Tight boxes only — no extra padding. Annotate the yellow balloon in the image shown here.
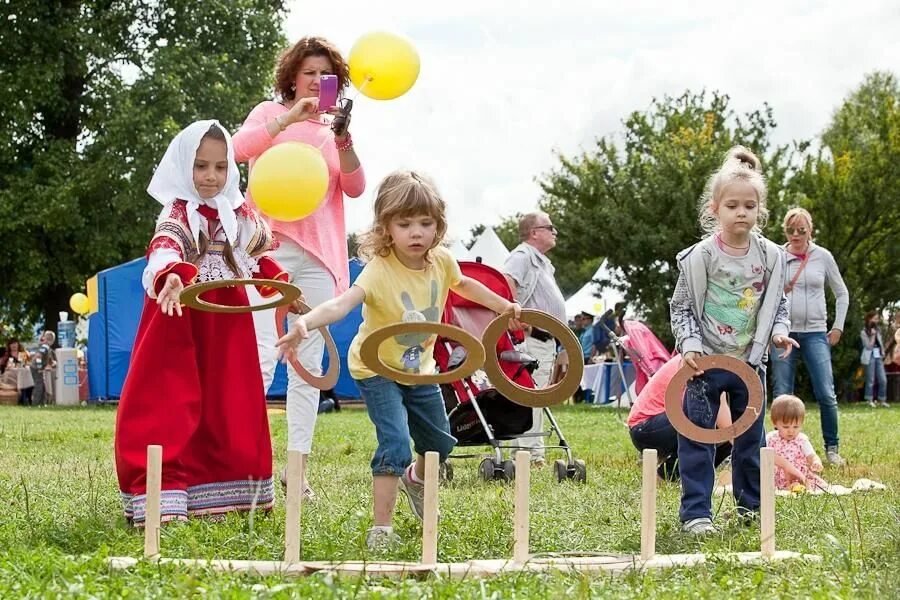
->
[70,293,89,315]
[249,142,329,221]
[348,31,420,100]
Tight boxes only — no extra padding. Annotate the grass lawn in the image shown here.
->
[0,402,897,598]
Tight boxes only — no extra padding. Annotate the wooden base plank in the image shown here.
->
[106,551,820,577]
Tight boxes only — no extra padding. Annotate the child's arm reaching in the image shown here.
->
[774,453,806,485]
[800,434,823,472]
[450,276,523,329]
[157,274,185,317]
[771,289,799,357]
[276,285,366,361]
[669,270,704,376]
[807,453,824,473]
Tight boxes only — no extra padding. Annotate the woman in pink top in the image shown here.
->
[628,355,732,480]
[233,36,366,498]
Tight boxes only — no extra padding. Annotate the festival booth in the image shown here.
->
[86,258,365,402]
[565,260,634,404]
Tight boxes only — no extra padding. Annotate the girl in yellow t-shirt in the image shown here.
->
[278,170,521,550]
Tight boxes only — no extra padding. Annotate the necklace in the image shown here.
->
[717,234,749,250]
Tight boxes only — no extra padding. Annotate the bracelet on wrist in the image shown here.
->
[335,132,354,152]
[275,115,287,131]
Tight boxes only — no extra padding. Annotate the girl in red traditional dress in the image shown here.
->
[115,120,287,525]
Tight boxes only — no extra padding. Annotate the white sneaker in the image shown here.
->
[366,527,400,551]
[399,469,425,521]
[682,517,717,535]
[867,400,877,408]
[879,401,890,408]
[825,447,845,467]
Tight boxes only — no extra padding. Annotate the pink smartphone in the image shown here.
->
[318,75,338,112]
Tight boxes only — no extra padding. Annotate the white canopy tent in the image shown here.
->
[465,227,510,270]
[564,260,626,320]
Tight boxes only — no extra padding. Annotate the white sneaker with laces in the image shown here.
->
[825,447,845,467]
[879,401,890,408]
[682,517,717,535]
[400,469,425,521]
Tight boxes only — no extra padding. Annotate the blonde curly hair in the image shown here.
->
[698,145,769,235]
[356,171,448,262]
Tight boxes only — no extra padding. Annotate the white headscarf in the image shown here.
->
[147,119,244,246]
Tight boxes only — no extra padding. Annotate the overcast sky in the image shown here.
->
[284,1,900,243]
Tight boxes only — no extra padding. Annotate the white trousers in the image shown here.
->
[252,239,336,454]
[516,335,557,459]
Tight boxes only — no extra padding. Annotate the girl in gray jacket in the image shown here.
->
[670,146,797,535]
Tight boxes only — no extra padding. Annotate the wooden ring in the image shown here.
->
[180,279,301,314]
[275,301,340,391]
[664,354,763,444]
[481,310,584,408]
[359,322,486,385]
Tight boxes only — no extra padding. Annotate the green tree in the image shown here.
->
[466,224,486,250]
[537,91,789,341]
[0,0,286,336]
[787,71,900,389]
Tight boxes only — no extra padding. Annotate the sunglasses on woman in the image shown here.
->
[785,227,808,235]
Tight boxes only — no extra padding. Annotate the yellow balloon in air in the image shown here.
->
[348,31,420,100]
[249,142,329,221]
[69,293,89,315]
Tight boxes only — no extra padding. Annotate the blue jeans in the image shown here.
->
[864,359,888,401]
[355,376,457,476]
[771,332,840,448]
[629,412,732,481]
[678,367,766,522]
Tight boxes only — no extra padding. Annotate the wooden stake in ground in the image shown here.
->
[513,450,531,563]
[640,449,657,561]
[760,447,775,557]
[144,445,163,558]
[421,451,439,565]
[284,451,305,564]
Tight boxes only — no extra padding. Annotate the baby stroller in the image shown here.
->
[598,318,673,404]
[433,261,585,483]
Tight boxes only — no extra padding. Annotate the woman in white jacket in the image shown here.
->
[771,208,849,466]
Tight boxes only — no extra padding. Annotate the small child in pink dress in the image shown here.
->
[766,394,829,492]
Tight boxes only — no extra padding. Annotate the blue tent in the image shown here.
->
[87,258,147,401]
[87,257,364,401]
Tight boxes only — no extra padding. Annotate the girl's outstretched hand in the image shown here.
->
[772,334,800,358]
[157,273,184,317]
[787,465,806,486]
[505,302,524,331]
[276,317,310,363]
[682,351,704,377]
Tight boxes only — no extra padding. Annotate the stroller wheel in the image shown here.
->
[573,459,587,483]
[499,459,516,482]
[554,459,568,483]
[440,461,454,483]
[479,458,495,482]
